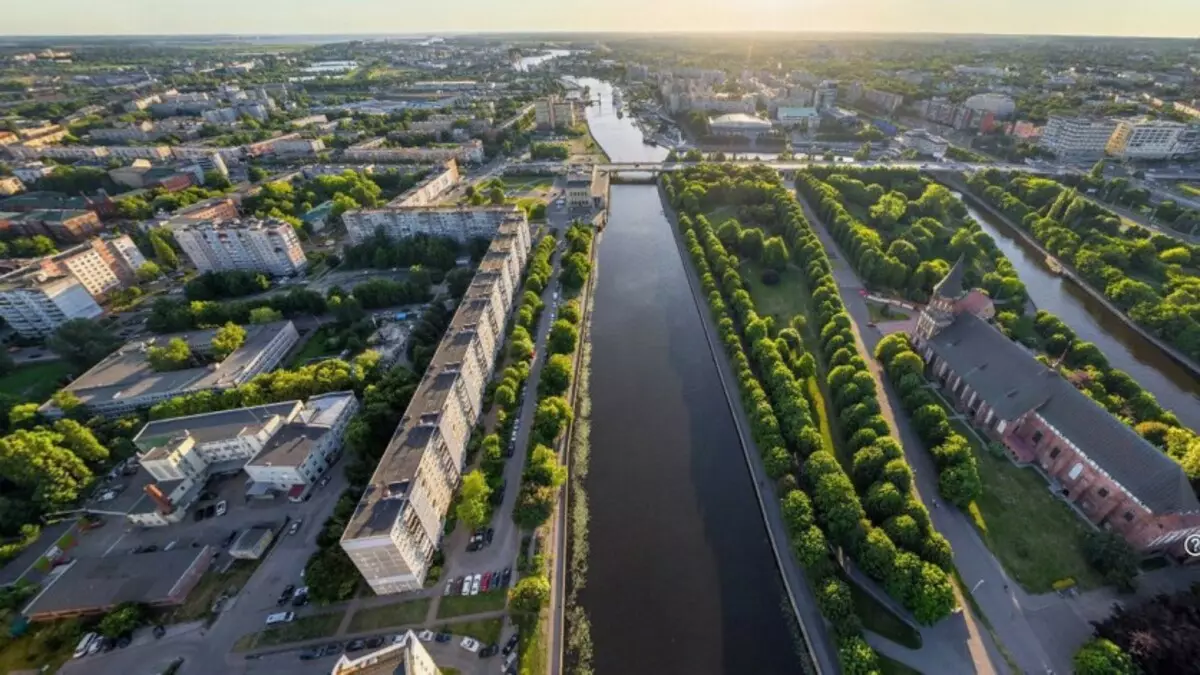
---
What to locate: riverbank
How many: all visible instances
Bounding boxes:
[659,184,836,675]
[943,174,1200,384]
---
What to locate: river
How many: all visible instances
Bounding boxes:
[578,77,804,674]
[513,49,570,72]
[962,199,1200,431]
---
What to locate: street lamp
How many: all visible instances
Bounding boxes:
[971,579,986,594]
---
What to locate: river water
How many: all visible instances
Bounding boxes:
[514,49,570,72]
[962,199,1200,431]
[578,78,804,674]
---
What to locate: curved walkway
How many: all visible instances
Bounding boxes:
[662,187,840,675]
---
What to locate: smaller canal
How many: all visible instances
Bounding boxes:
[962,197,1200,431]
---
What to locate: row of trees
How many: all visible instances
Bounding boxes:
[1078,583,1200,674]
[184,270,271,301]
[342,232,489,271]
[875,335,983,508]
[968,170,1200,364]
[529,142,569,161]
[668,165,957,671]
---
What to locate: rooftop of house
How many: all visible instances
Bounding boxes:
[246,391,356,468]
[133,401,302,455]
[926,312,1200,514]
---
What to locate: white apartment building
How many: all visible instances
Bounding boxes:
[1106,119,1191,160]
[171,145,245,162]
[174,218,307,277]
[343,139,483,165]
[266,138,325,156]
[341,217,530,594]
[90,122,158,143]
[331,631,437,675]
[243,391,359,491]
[104,145,173,161]
[898,129,950,158]
[11,145,109,161]
[815,81,839,111]
[342,205,521,246]
[57,247,120,297]
[387,161,459,207]
[12,162,54,184]
[0,274,102,338]
[1039,116,1119,160]
[534,96,576,130]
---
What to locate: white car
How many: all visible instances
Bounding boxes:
[215,500,228,517]
[418,630,435,642]
[461,576,472,595]
[470,573,481,596]
[288,521,302,536]
[460,637,481,653]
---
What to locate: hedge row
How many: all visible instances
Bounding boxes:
[874,335,984,508]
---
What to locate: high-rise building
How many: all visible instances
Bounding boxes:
[0,273,102,338]
[815,80,839,111]
[341,205,522,246]
[533,95,576,130]
[1039,116,1119,160]
[340,216,530,595]
[1106,119,1192,160]
[174,218,307,277]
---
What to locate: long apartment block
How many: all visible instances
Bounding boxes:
[340,214,530,594]
[341,205,521,247]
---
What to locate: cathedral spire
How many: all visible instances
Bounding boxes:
[932,254,967,300]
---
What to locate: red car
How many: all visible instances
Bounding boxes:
[481,572,491,592]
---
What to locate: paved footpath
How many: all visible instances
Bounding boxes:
[796,192,1034,675]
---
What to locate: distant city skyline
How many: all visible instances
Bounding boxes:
[3,0,1200,39]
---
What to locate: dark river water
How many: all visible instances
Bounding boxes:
[962,198,1200,431]
[578,78,804,674]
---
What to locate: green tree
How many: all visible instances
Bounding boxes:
[539,354,574,397]
[513,485,555,528]
[1073,638,1136,675]
[532,396,573,444]
[561,252,592,290]
[98,603,144,638]
[489,186,506,205]
[210,322,247,360]
[509,574,550,614]
[853,142,871,162]
[762,236,790,272]
[547,320,578,355]
[455,470,492,530]
[148,229,180,269]
[203,171,232,190]
[47,319,121,371]
[248,165,269,182]
[50,390,84,415]
[525,444,566,488]
[136,261,163,283]
[52,419,109,463]
[147,338,192,371]
[248,307,284,324]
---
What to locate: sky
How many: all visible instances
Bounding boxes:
[4,0,1200,38]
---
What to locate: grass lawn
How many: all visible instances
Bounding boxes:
[739,260,809,326]
[0,621,79,674]
[435,590,507,619]
[0,361,74,402]
[500,175,554,193]
[704,205,740,227]
[877,654,924,675]
[846,578,922,649]
[1177,183,1200,198]
[287,326,339,367]
[936,397,1104,592]
[345,598,431,633]
[233,611,344,652]
[440,617,504,644]
[867,302,910,323]
[159,560,258,624]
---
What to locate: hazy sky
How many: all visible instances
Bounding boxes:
[5,0,1200,38]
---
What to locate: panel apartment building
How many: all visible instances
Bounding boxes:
[0,272,101,338]
[341,205,521,246]
[1039,116,1120,160]
[340,213,531,594]
[174,217,307,277]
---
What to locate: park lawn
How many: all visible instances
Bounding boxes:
[441,617,504,644]
[703,205,740,227]
[500,175,555,193]
[435,590,507,619]
[938,399,1104,592]
[739,260,809,327]
[0,621,78,675]
[877,654,923,675]
[345,597,431,633]
[1178,183,1200,198]
[0,361,74,402]
[846,578,922,649]
[159,560,258,623]
[234,611,344,651]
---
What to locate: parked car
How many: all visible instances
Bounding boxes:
[470,573,481,595]
[460,637,481,653]
[435,633,452,643]
[479,644,500,658]
[115,635,131,649]
[299,649,321,661]
[418,630,436,642]
[445,578,456,596]
[277,585,296,606]
[364,636,384,649]
[152,625,166,639]
[288,521,302,536]
[503,633,520,656]
[346,639,367,653]
[501,567,512,588]
[485,527,494,545]
[215,500,228,517]
[481,572,491,593]
[461,576,472,595]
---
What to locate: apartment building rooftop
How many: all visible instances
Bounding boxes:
[133,401,303,454]
[53,321,296,411]
[251,391,357,468]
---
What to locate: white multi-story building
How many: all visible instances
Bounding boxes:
[342,205,521,246]
[42,321,300,418]
[11,161,54,184]
[343,139,484,165]
[105,145,173,161]
[1106,119,1192,160]
[0,273,101,338]
[534,96,576,130]
[897,129,950,158]
[341,216,530,594]
[1039,116,1119,160]
[90,122,158,143]
[387,161,459,207]
[57,247,121,297]
[964,93,1017,119]
[815,80,839,111]
[12,145,109,161]
[331,631,437,675]
[243,391,359,492]
[174,218,307,277]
